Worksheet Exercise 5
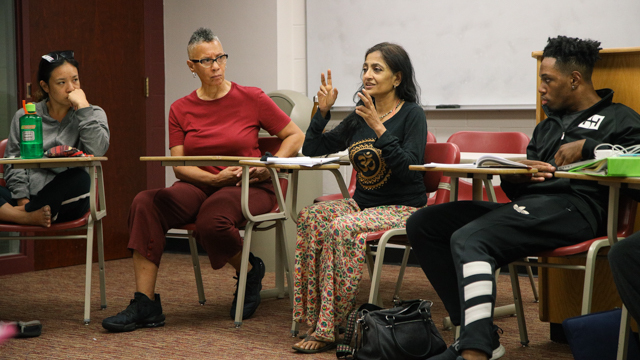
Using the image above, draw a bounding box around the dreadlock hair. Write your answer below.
[542,36,602,82]
[341,42,421,145]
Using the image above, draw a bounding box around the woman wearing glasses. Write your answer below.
[2,50,109,227]
[102,27,304,332]
[292,43,427,353]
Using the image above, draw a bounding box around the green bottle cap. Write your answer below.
[25,103,36,114]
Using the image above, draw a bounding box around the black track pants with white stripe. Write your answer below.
[406,194,596,356]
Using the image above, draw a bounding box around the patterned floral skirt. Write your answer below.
[292,198,420,342]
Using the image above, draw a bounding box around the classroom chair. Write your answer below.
[447,131,530,203]
[171,137,292,328]
[509,195,637,346]
[366,142,461,306]
[443,131,535,334]
[0,139,107,324]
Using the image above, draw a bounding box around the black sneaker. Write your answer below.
[428,341,463,360]
[491,325,505,359]
[102,292,165,332]
[429,325,505,360]
[230,253,265,320]
[13,320,42,338]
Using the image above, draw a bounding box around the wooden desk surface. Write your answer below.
[239,160,341,170]
[409,165,537,175]
[141,155,256,162]
[0,156,107,168]
[140,155,258,167]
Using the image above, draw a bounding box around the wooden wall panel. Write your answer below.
[16,0,165,270]
[532,48,640,326]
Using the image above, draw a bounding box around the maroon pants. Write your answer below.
[128,181,276,269]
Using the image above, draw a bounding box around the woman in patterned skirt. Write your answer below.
[292,42,428,354]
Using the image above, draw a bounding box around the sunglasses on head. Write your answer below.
[41,50,74,63]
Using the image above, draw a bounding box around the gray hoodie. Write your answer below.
[4,100,110,200]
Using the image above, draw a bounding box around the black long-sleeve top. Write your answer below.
[302,101,427,209]
[501,89,640,234]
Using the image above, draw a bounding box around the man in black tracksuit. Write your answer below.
[407,36,640,360]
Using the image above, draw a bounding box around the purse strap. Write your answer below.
[336,308,358,359]
[387,302,434,358]
[336,303,381,359]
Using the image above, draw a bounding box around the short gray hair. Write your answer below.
[187,27,220,57]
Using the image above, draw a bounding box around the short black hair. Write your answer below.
[542,36,602,82]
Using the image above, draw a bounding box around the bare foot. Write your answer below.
[297,325,316,339]
[24,205,51,227]
[293,332,333,351]
[292,327,337,352]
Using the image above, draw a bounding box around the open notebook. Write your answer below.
[424,154,528,169]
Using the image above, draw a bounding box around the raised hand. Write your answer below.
[356,89,386,137]
[317,69,339,117]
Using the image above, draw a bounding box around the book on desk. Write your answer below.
[424,154,528,169]
[566,156,640,176]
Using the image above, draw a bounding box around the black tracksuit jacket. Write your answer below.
[501,89,640,234]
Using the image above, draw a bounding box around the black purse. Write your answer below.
[337,299,447,360]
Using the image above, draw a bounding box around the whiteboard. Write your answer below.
[307,0,640,108]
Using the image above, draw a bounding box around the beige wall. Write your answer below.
[163,0,279,183]
[163,0,307,184]
[163,1,315,271]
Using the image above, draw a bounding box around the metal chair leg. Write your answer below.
[522,258,539,302]
[97,219,107,310]
[188,230,206,305]
[83,222,95,325]
[509,264,529,346]
[617,305,631,360]
[393,245,412,300]
[234,222,255,328]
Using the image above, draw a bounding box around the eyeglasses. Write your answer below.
[190,54,229,68]
[41,50,75,63]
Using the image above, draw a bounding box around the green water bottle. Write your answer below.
[19,102,43,159]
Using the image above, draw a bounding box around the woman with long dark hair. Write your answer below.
[292,42,427,353]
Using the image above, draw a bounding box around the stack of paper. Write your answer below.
[568,156,640,176]
[263,157,340,167]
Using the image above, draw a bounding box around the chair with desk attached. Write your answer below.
[170,137,293,328]
[444,130,536,334]
[509,195,637,346]
[172,90,312,327]
[0,138,107,324]
[366,142,461,306]
[447,131,530,203]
